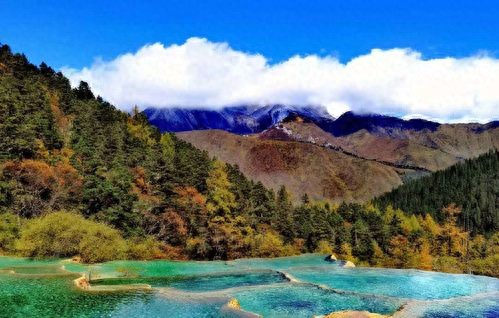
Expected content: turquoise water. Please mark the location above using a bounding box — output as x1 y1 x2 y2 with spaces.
0 254 498 317
234 284 403 317
395 292 499 318
92 270 286 291
289 266 499 300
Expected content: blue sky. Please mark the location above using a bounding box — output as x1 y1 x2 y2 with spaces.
1 0 499 69
2 0 499 122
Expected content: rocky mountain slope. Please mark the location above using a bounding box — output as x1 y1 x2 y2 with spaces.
178 129 414 202
177 113 498 202
260 114 499 171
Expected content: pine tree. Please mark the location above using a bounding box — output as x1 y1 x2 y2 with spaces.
275 185 294 241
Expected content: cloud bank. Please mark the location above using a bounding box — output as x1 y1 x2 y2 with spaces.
63 37 499 123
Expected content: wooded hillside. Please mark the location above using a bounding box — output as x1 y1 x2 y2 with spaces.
375 151 499 234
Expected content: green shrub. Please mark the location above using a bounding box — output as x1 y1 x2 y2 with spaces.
470 255 499 278
126 236 165 260
0 212 20 252
251 232 286 258
16 211 127 262
432 256 463 274
78 226 127 263
315 240 333 255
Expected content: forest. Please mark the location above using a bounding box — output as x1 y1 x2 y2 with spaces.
0 43 497 277
375 150 498 234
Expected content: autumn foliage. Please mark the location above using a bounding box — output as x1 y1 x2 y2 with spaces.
2 159 82 217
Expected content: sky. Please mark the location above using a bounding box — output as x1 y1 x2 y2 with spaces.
1 0 499 122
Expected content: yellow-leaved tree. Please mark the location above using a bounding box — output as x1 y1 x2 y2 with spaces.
206 160 236 217
440 204 468 257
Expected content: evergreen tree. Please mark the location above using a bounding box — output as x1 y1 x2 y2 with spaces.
275 185 294 241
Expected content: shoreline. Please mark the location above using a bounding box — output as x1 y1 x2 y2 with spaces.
73 275 152 292
1 253 497 279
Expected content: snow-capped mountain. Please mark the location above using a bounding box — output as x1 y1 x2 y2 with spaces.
143 105 335 134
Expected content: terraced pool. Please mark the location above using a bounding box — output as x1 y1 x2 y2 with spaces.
0 254 498 317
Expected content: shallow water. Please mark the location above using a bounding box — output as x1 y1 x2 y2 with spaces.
92 270 287 291
289 265 499 300
234 284 404 317
0 254 498 317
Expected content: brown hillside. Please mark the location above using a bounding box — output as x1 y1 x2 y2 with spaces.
178 130 407 202
261 119 499 171
328 125 498 171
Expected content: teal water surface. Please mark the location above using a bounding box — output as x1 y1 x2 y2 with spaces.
0 254 498 317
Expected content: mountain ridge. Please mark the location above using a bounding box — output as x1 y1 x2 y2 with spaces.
259 116 499 171
144 105 498 139
143 104 335 134
178 112 498 202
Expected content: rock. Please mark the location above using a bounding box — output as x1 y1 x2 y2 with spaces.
325 254 338 262
280 271 300 283
71 256 82 263
220 298 262 317
226 298 241 310
323 310 388 318
341 261 356 268
73 276 90 290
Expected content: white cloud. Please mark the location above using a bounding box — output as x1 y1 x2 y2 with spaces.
63 37 499 123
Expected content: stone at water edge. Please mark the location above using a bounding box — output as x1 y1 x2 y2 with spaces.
342 261 356 268
227 298 241 310
221 298 263 318
322 310 388 318
74 276 90 290
325 254 338 262
71 256 82 263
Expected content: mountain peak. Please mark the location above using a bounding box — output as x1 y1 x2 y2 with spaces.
327 111 441 136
